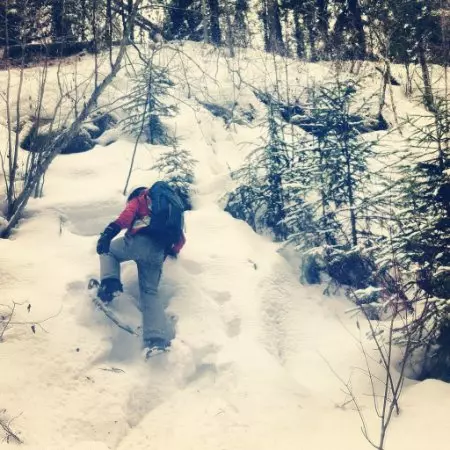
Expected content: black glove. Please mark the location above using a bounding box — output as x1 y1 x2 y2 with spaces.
96 222 121 255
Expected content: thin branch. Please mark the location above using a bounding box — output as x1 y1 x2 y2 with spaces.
0 411 23 444
319 353 378 449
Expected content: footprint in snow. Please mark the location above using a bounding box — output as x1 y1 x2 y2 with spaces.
180 259 203 275
226 316 241 338
212 290 231 305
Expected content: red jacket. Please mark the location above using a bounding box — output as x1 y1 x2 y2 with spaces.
114 189 186 254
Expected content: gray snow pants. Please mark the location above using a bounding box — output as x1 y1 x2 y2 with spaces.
100 233 166 346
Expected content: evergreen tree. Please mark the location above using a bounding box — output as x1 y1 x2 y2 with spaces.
367 0 444 64
264 102 289 239
227 97 290 241
151 146 197 210
51 0 79 41
121 56 177 145
391 94 450 295
225 182 264 232
282 138 319 252
382 95 450 379
1 0 50 45
303 81 377 247
282 80 380 287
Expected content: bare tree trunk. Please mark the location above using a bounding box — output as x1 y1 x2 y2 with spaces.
225 4 235 57
81 0 87 41
201 0 209 44
208 0 221 45
4 0 14 216
52 0 69 42
348 0 366 59
106 0 113 65
316 0 329 56
263 0 285 56
234 0 249 47
345 152 358 246
418 40 435 112
128 0 134 40
293 6 305 59
304 7 317 61
404 63 413 96
121 0 127 32
92 0 99 93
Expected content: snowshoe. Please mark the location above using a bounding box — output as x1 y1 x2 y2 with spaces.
92 278 123 304
88 278 140 337
143 338 171 360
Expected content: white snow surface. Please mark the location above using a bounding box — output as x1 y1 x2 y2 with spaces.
2 43 450 449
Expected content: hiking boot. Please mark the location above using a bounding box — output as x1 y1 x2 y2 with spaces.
97 278 123 304
143 338 171 360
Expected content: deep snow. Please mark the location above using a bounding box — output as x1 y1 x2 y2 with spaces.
2 43 450 450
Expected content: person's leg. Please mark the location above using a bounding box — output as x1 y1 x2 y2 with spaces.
98 236 133 302
130 235 167 348
137 261 168 347
100 236 133 280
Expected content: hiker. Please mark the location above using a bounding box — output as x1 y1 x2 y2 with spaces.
96 182 186 356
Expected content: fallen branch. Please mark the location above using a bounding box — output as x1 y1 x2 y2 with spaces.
0 410 23 444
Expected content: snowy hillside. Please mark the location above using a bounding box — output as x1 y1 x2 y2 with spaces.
2 43 450 450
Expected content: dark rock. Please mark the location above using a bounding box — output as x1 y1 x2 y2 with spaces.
21 127 58 152
21 112 117 154
92 113 118 137
200 101 233 123
23 128 95 155
60 128 94 154
84 124 102 139
200 101 256 126
254 88 390 135
301 254 322 284
325 249 373 289
280 103 304 123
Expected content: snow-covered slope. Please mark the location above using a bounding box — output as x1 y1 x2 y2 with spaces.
2 43 450 450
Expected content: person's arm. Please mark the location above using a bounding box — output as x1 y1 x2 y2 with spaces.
96 199 139 255
114 197 140 229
